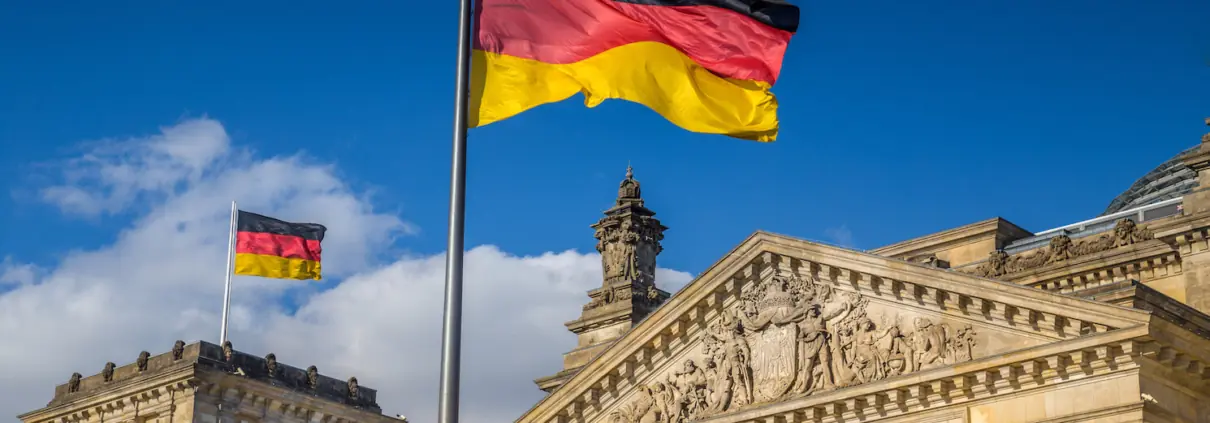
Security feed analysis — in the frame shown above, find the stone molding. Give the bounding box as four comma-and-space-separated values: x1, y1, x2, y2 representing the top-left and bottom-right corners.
18, 369, 197, 423
192, 372, 392, 423
1012, 240, 1181, 294
965, 218, 1155, 280
42, 340, 379, 411
867, 218, 1031, 263
516, 232, 1157, 423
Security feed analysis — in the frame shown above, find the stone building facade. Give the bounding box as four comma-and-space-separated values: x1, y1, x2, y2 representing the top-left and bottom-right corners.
519, 120, 1210, 422
18, 341, 404, 423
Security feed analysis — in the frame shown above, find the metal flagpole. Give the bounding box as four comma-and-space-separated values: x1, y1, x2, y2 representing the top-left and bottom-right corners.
438, 0, 474, 420
219, 200, 238, 345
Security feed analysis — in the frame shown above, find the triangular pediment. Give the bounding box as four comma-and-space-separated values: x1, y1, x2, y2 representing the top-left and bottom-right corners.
517, 232, 1157, 423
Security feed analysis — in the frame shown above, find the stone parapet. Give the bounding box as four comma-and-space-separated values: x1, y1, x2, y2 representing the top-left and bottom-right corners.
44, 340, 380, 413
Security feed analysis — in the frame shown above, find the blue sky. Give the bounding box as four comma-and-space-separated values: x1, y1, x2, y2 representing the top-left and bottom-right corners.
1, 1, 1209, 420
3, 0, 1209, 274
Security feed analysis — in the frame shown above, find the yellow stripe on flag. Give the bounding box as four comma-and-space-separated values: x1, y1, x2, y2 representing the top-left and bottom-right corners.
470, 42, 781, 142
234, 253, 322, 280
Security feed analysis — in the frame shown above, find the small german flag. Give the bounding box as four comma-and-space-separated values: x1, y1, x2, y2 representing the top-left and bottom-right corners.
234, 211, 327, 280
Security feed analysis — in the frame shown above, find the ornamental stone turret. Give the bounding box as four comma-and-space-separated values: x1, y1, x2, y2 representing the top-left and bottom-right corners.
533, 165, 671, 393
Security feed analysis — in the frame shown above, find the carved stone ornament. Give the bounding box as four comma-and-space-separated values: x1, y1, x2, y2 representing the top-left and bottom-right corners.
67, 373, 82, 393
136, 351, 150, 372
265, 353, 278, 377
171, 340, 185, 360
971, 218, 1153, 278
1202, 117, 1210, 144
610, 272, 978, 423
348, 377, 360, 399
307, 365, 319, 389
222, 341, 234, 362
587, 166, 667, 310
101, 362, 116, 382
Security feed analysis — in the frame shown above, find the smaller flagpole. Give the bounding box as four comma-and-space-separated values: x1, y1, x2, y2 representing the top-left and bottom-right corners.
219, 200, 237, 345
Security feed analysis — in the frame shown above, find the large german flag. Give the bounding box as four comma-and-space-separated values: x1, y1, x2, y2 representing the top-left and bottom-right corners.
469, 0, 799, 142
234, 211, 327, 280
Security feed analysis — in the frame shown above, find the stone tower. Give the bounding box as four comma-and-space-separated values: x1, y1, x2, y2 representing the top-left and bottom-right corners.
17, 340, 406, 423
534, 166, 671, 393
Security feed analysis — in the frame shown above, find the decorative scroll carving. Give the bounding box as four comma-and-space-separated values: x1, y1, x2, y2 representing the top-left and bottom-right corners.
136, 351, 150, 371
971, 219, 1153, 278
101, 362, 115, 382
67, 373, 81, 393
585, 283, 667, 311
265, 353, 278, 377
171, 340, 185, 360
610, 272, 978, 423
307, 366, 319, 389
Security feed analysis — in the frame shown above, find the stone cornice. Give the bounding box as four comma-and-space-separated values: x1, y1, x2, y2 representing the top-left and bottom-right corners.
1007, 240, 1181, 293
193, 371, 395, 423
868, 218, 1031, 260
18, 365, 197, 422
516, 232, 1156, 423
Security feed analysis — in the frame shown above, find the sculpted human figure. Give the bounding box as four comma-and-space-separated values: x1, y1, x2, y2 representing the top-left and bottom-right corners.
651, 382, 676, 423
136, 351, 150, 372
849, 316, 907, 383
101, 362, 116, 382
666, 360, 707, 421
847, 318, 882, 383
619, 227, 641, 280
948, 325, 976, 362
610, 384, 659, 423
703, 358, 733, 414
791, 304, 834, 394
878, 317, 911, 377
1047, 235, 1074, 264
1113, 218, 1150, 247
979, 250, 1011, 277
909, 318, 948, 371
265, 353, 278, 377
171, 340, 185, 360
702, 311, 753, 410
222, 341, 234, 362
306, 366, 319, 389
67, 372, 82, 393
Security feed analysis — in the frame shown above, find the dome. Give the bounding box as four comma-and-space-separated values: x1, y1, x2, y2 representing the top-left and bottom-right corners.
617, 165, 642, 203
1101, 145, 1200, 215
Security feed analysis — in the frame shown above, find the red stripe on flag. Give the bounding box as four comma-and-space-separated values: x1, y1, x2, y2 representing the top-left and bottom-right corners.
236, 231, 322, 262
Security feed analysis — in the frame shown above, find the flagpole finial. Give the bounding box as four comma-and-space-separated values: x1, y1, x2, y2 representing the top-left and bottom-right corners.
626, 163, 633, 180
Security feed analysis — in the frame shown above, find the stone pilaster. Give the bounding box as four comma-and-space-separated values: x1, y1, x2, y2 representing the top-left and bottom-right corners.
534, 166, 670, 393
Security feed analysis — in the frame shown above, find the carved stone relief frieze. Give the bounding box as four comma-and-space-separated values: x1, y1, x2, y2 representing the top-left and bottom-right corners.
970, 218, 1154, 278
609, 272, 979, 423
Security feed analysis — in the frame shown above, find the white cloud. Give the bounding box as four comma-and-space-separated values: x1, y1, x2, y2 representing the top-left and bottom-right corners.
824, 224, 856, 249
39, 118, 233, 217
0, 258, 40, 287
0, 118, 693, 423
